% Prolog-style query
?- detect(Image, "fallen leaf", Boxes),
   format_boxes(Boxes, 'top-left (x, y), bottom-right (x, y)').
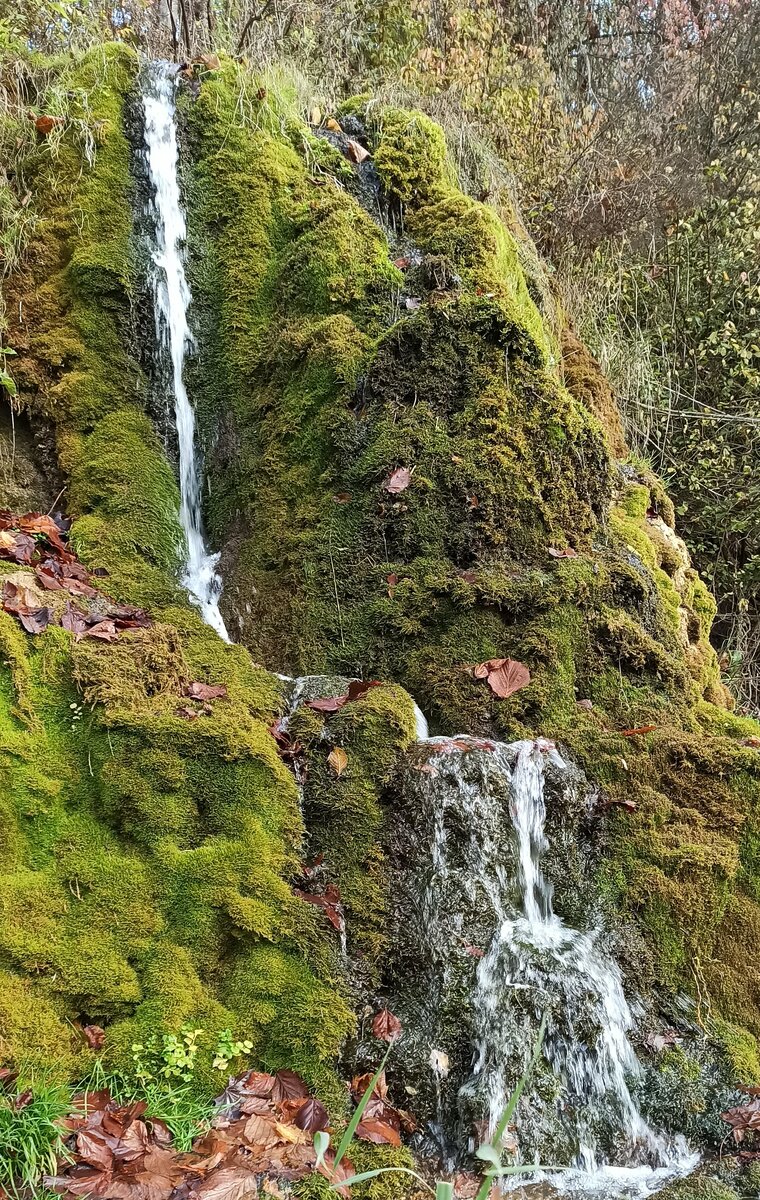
top-left (372, 1008), bottom-right (402, 1043)
top-left (356, 1117), bottom-right (401, 1147)
top-left (333, 492), bottom-right (351, 503)
top-left (305, 680), bottom-right (381, 714)
top-left (548, 546), bottom-right (578, 558)
top-left (386, 572), bottom-right (398, 598)
top-left (345, 138), bottom-right (371, 163)
top-left (13, 1089), bottom-right (33, 1111)
top-left (294, 885), bottom-right (343, 932)
top-left (620, 725), bottom-right (657, 736)
top-left (393, 257), bottom-right (410, 269)
top-left (293, 1098), bottom-right (329, 1132)
top-left (185, 682), bottom-right (228, 701)
top-left (35, 114), bottom-right (64, 136)
top-left (309, 105), bottom-right (322, 125)
top-left (197, 52), bottom-right (220, 70)
top-left (82, 1024), bottom-right (105, 1051)
top-left (194, 1166), bottom-right (259, 1200)
top-left (271, 1070), bottom-right (310, 1103)
top-left (325, 117), bottom-right (342, 132)
top-left (463, 945), bottom-right (484, 958)
top-left (473, 657), bottom-right (531, 700)
top-left (467, 494), bottom-right (479, 509)
top-left (383, 467), bottom-right (412, 495)
top-left (82, 619), bottom-right (119, 643)
top-left (327, 747), bottom-right (348, 776)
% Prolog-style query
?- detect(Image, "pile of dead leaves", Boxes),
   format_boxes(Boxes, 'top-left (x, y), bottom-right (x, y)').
top-left (347, 1067), bottom-right (414, 1148)
top-left (0, 511), bottom-right (150, 641)
top-left (45, 1070), bottom-right (359, 1200)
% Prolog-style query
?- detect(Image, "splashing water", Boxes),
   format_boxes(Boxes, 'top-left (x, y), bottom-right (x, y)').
top-left (407, 735), bottom-right (695, 1196)
top-left (142, 64), bottom-right (229, 640)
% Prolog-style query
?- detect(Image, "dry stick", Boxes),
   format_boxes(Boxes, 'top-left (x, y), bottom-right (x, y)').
top-left (47, 485), bottom-right (67, 516)
top-left (235, 0), bottom-right (273, 56)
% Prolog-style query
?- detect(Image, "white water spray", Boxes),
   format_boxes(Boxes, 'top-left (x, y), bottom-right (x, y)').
top-left (413, 735), bottom-right (695, 1196)
top-left (142, 64), bottom-right (229, 640)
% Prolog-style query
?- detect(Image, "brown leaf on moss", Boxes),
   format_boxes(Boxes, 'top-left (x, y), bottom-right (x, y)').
top-left (620, 725), bottom-right (657, 736)
top-left (327, 747), bottom-right (348, 776)
top-left (185, 681), bottom-right (228, 701)
top-left (548, 546), bottom-right (578, 558)
top-left (294, 883), bottom-right (343, 931)
top-left (386, 572), bottom-right (398, 597)
top-left (83, 620), bottom-right (119, 643)
top-left (356, 1117), bottom-right (401, 1146)
top-left (305, 680), bottom-right (381, 714)
top-left (372, 1008), bottom-right (402, 1043)
top-left (473, 658), bottom-right (531, 699)
top-left (82, 1024), bottom-right (105, 1051)
top-left (34, 114), bottom-right (64, 136)
top-left (383, 467), bottom-right (412, 494)
top-left (293, 1098), bottom-right (329, 1132)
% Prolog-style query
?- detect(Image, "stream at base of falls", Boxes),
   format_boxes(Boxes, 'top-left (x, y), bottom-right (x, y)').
top-left (390, 733), bottom-right (697, 1198)
top-left (141, 62), bottom-right (229, 640)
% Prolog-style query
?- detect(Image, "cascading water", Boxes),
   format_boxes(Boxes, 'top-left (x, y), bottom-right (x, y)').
top-left (141, 63), bottom-right (229, 640)
top-left (392, 734), bottom-right (696, 1197)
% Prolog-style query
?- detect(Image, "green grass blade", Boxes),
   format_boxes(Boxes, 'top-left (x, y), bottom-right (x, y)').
top-left (474, 1012), bottom-right (548, 1200)
top-left (331, 1045), bottom-right (391, 1172)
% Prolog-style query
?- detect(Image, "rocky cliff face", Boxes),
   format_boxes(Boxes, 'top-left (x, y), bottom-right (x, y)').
top-left (2, 42), bottom-right (760, 1196)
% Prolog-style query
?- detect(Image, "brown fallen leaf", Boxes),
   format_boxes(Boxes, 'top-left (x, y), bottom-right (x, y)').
top-left (82, 1024), bottom-right (105, 1051)
top-left (393, 256), bottom-right (410, 269)
top-left (386, 572), bottom-right (398, 598)
top-left (293, 1098), bottom-right (329, 1132)
top-left (271, 1070), bottom-right (310, 1103)
top-left (372, 1008), bottom-right (402, 1043)
top-left (193, 1165), bottom-right (259, 1200)
top-left (325, 117), bottom-right (342, 132)
top-left (383, 467), bottom-right (412, 495)
top-left (196, 52), bottom-right (220, 70)
top-left (185, 681), bottom-right (228, 701)
top-left (327, 747), bottom-right (348, 776)
top-left (34, 114), bottom-right (64, 136)
top-left (82, 619), bottom-right (119, 643)
top-left (294, 884), bottom-right (343, 932)
top-left (620, 725), bottom-right (657, 736)
top-left (356, 1117), bottom-right (401, 1147)
top-left (345, 138), bottom-right (371, 163)
top-left (548, 546), bottom-right (578, 558)
top-left (473, 657), bottom-right (531, 700)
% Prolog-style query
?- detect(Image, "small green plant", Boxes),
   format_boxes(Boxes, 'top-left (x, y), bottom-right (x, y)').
top-left (212, 1029), bottom-right (254, 1073)
top-left (315, 1015), bottom-right (555, 1198)
top-left (131, 1025), bottom-right (204, 1085)
top-left (0, 1075), bottom-right (72, 1197)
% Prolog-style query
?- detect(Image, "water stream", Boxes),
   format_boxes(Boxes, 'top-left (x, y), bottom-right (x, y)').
top-left (142, 63), bottom-right (229, 640)
top-left (400, 734), bottom-right (696, 1196)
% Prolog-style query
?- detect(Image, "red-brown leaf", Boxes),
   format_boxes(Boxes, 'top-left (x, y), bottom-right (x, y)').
top-left (293, 1098), bottom-right (329, 1132)
top-left (271, 1070), bottom-right (310, 1103)
top-left (473, 657), bottom-right (531, 700)
top-left (82, 1024), bottom-right (106, 1051)
top-left (356, 1117), bottom-right (401, 1147)
top-left (620, 725), bottom-right (657, 736)
top-left (372, 1008), bottom-right (402, 1043)
top-left (382, 467), bottom-right (412, 495)
top-left (185, 682), bottom-right (228, 701)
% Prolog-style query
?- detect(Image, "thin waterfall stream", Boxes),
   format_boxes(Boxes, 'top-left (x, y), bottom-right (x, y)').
top-left (396, 734), bottom-right (697, 1197)
top-left (142, 63), bottom-right (229, 640)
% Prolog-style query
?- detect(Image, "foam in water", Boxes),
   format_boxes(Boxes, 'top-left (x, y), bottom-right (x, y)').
top-left (142, 63), bottom-right (229, 640)
top-left (416, 735), bottom-right (696, 1196)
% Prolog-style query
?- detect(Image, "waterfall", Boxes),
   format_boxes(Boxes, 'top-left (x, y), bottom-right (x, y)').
top-left (141, 63), bottom-right (229, 641)
top-left (396, 734), bottom-right (696, 1196)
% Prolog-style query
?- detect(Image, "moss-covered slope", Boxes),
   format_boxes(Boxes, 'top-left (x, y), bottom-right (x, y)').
top-left (180, 63), bottom-right (760, 1076)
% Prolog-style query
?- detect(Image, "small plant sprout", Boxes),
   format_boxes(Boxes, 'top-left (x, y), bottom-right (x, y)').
top-left (316, 1015), bottom-right (553, 1196)
top-left (212, 1029), bottom-right (254, 1072)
